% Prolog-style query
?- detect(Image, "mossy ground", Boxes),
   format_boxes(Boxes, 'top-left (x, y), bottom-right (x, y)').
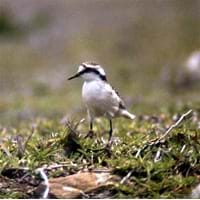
top-left (0, 103), bottom-right (199, 198)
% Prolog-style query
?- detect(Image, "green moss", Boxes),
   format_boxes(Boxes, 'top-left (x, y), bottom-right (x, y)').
top-left (1, 107), bottom-right (199, 198)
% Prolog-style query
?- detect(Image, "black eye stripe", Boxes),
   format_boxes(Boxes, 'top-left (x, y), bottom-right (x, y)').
top-left (79, 67), bottom-right (107, 81)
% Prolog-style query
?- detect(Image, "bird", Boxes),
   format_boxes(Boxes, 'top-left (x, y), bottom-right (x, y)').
top-left (68, 61), bottom-right (135, 142)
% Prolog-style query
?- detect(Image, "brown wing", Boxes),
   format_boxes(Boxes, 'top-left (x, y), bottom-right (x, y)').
top-left (103, 83), bottom-right (126, 111)
top-left (111, 86), bottom-right (126, 109)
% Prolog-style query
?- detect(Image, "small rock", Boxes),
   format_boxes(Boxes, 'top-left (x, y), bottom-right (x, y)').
top-left (35, 171), bottom-right (116, 198)
top-left (191, 183), bottom-right (200, 199)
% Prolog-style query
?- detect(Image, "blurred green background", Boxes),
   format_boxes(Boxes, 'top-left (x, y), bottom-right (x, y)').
top-left (0, 0), bottom-right (200, 125)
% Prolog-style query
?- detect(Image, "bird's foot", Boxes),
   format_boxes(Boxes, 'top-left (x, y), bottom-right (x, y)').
top-left (108, 136), bottom-right (113, 146)
top-left (104, 140), bottom-right (113, 157)
top-left (85, 130), bottom-right (94, 139)
top-left (102, 137), bottom-right (113, 157)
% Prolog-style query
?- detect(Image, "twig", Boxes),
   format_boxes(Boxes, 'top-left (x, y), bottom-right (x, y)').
top-left (93, 168), bottom-right (111, 173)
top-left (135, 109), bottom-right (193, 158)
top-left (135, 148), bottom-right (141, 158)
top-left (23, 124), bottom-right (36, 150)
top-left (120, 169), bottom-right (134, 184)
top-left (65, 119), bottom-right (85, 135)
top-left (158, 109), bottom-right (193, 141)
top-left (65, 121), bottom-right (77, 134)
top-left (180, 144), bottom-right (186, 153)
top-left (46, 163), bottom-right (69, 171)
top-left (16, 125), bottom-right (36, 158)
top-left (154, 147), bottom-right (161, 162)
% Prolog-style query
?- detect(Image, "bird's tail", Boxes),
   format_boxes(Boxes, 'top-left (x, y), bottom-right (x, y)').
top-left (121, 110), bottom-right (136, 120)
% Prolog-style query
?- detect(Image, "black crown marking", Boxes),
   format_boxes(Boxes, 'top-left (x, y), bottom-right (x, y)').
top-left (80, 64), bottom-right (107, 81)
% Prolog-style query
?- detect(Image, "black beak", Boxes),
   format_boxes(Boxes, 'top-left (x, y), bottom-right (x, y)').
top-left (68, 73), bottom-right (80, 80)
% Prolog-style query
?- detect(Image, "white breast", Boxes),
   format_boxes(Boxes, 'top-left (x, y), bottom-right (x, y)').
top-left (82, 80), bottom-right (121, 118)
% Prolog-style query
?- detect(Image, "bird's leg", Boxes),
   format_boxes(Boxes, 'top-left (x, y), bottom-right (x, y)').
top-left (90, 120), bottom-right (93, 131)
top-left (89, 120), bottom-right (93, 134)
top-left (108, 119), bottom-right (113, 142)
top-left (85, 119), bottom-right (94, 138)
top-left (104, 119), bottom-right (113, 156)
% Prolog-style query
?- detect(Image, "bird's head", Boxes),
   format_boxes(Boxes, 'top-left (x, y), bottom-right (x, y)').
top-left (68, 62), bottom-right (107, 81)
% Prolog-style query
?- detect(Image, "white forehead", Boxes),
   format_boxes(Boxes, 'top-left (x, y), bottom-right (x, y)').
top-left (78, 63), bottom-right (106, 76)
top-left (78, 65), bottom-right (85, 72)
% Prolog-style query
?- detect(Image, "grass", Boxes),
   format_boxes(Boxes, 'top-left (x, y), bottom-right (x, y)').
top-left (0, 104), bottom-right (199, 198)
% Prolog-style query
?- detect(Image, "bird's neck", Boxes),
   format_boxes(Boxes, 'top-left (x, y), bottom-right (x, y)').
top-left (84, 79), bottom-right (105, 84)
